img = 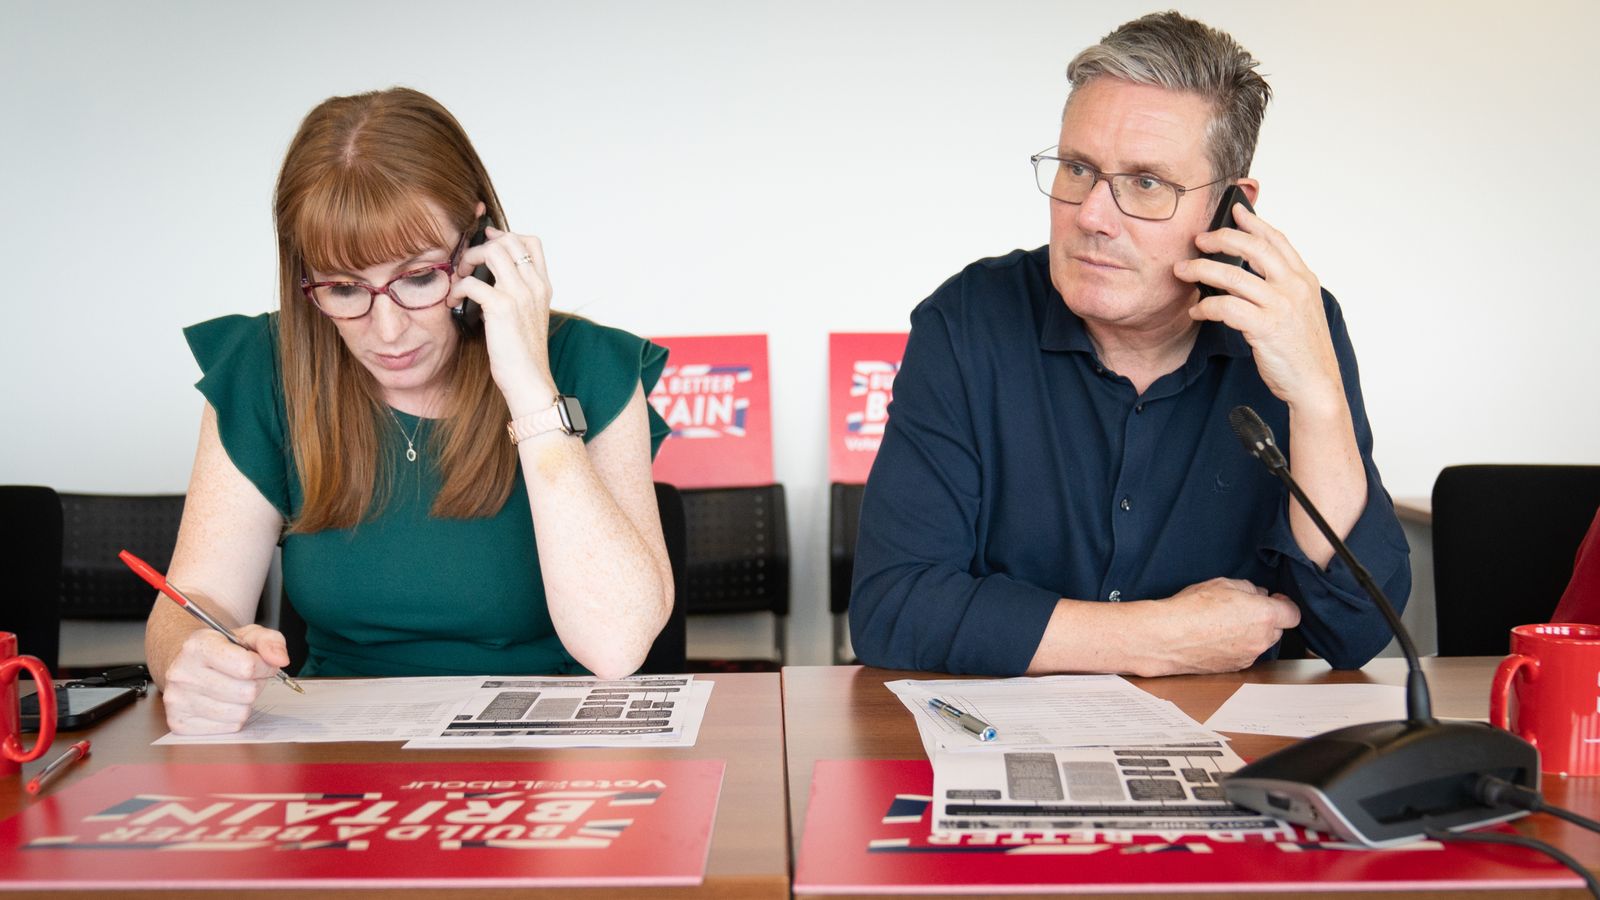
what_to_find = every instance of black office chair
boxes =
[1433,464,1600,656]
[274,482,688,675]
[829,482,866,664]
[58,493,185,621]
[680,484,790,666]
[0,486,64,673]
[54,492,185,670]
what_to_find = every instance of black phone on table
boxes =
[1197,184,1255,299]
[21,686,138,732]
[451,213,496,333]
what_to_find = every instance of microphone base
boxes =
[1223,719,1538,847]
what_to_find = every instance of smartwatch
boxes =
[507,395,587,443]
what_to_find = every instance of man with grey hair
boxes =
[850,11,1410,676]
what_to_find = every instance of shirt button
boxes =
[1135,404,1144,414]
[1108,590,1122,602]
[1120,497,1132,511]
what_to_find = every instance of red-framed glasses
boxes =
[299,231,469,320]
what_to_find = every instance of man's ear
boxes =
[1236,178,1260,207]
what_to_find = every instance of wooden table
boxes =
[1,673,789,899]
[784,659,1600,899]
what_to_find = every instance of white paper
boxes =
[1202,683,1406,737]
[154,677,480,744]
[887,675,1226,755]
[402,676,711,749]
[154,675,710,749]
[931,742,1281,835]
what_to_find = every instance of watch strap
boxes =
[507,395,585,444]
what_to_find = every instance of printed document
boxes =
[1202,683,1407,737]
[931,742,1281,835]
[154,675,710,749]
[887,675,1226,754]
[155,676,487,744]
[404,676,711,748]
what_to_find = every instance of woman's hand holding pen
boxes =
[162,625,289,735]
[450,226,560,419]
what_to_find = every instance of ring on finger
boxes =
[514,254,535,266]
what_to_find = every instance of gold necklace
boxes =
[386,408,424,463]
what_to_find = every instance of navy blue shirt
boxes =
[849,247,1410,675]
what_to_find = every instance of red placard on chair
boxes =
[648,334,773,489]
[828,332,907,484]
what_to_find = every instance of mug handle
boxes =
[1,655,55,764]
[1490,653,1536,733]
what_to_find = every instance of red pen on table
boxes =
[26,740,89,795]
[118,549,305,694]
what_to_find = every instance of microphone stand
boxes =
[1221,406,1537,848]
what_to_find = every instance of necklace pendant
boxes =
[406,447,418,463]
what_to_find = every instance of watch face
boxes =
[557,396,587,436]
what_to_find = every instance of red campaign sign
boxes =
[648,334,773,489]
[828,332,908,484]
[795,759,1582,894]
[0,760,724,890]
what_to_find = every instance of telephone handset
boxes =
[452,214,495,333]
[1197,184,1255,300]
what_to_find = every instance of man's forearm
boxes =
[1285,396,1367,569]
[1025,598,1145,675]
[1027,579,1301,677]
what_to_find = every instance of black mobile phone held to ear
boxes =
[452,213,495,333]
[1197,184,1255,299]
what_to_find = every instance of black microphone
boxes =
[1220,405,1538,847]
[1227,406,1429,720]
[1227,405,1287,471]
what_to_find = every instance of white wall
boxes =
[4,0,1596,666]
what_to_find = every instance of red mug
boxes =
[1491,623,1600,776]
[1,632,56,777]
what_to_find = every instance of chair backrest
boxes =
[639,482,688,674]
[1433,464,1600,656]
[274,482,690,676]
[0,486,63,672]
[679,484,790,618]
[59,493,185,620]
[829,482,866,616]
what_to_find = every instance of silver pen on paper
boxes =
[928,697,997,742]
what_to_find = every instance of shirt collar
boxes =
[1039,288,1252,374]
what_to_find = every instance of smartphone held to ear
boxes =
[1197,184,1255,300]
[451,214,495,333]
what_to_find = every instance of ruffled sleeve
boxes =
[547,315,670,456]
[183,313,294,516]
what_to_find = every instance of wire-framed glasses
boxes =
[1030,146,1228,221]
[300,230,469,320]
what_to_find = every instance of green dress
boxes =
[184,313,669,677]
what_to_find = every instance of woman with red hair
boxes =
[145,87,673,733]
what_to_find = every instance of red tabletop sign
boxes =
[0,760,724,890]
[828,332,907,484]
[648,334,773,489]
[795,759,1581,894]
